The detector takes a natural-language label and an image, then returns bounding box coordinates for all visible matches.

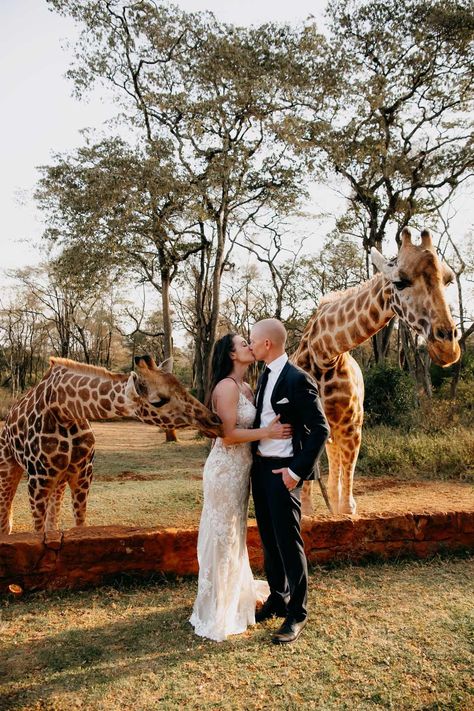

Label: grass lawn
[0,556,472,710]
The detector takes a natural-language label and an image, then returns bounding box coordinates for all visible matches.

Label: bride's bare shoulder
[213,378,240,398]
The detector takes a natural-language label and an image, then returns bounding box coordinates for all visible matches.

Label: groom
[249,318,329,644]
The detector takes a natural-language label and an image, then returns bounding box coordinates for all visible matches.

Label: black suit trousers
[251,455,308,622]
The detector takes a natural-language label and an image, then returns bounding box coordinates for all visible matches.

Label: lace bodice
[212,392,256,452]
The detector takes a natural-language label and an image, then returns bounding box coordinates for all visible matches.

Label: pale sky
[0,0,331,273]
[0,0,472,277]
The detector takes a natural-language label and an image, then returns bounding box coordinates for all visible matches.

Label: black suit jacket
[254,361,330,481]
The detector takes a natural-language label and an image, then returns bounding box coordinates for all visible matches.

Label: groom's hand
[272,468,298,491]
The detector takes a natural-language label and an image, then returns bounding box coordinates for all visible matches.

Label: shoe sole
[271,623,307,644]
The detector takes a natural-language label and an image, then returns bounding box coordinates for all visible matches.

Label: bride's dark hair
[206,333,236,406]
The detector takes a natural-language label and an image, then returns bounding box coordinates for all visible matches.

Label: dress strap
[222,376,242,391]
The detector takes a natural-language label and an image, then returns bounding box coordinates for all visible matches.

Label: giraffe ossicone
[294,227,460,517]
[0,355,222,535]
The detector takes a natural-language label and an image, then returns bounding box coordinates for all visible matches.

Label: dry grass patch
[0,556,472,710]
[7,422,474,533]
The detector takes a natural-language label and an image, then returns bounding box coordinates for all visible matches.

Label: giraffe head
[371,228,460,367]
[127,355,223,437]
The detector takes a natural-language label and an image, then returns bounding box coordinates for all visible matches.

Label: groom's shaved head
[252,318,287,347]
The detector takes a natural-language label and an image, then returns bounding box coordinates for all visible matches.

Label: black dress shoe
[272,617,307,644]
[255,597,288,623]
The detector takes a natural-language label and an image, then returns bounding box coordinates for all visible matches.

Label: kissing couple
[190,318,329,644]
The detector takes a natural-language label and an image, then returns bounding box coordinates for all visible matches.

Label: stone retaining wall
[1,510,473,593]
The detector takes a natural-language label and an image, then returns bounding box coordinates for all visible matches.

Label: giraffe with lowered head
[293,228,460,516]
[0,355,222,534]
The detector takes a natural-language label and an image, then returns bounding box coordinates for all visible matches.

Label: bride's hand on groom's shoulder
[265,415,292,440]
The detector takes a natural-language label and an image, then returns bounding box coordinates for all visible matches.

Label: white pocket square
[276,397,289,404]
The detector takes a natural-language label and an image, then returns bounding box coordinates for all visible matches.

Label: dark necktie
[254,366,271,429]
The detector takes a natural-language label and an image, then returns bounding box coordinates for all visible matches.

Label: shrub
[415,381,474,432]
[357,425,473,480]
[363,364,418,428]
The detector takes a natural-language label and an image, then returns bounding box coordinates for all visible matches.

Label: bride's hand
[265,415,292,440]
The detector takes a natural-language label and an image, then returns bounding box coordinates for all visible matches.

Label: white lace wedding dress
[190,391,268,642]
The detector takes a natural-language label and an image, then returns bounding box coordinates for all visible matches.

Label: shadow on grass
[0,592,269,708]
[93,445,208,481]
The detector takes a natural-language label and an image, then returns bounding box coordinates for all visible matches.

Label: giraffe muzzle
[201,413,223,438]
[427,327,461,367]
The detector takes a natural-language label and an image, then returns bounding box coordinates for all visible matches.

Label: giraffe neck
[48,362,133,421]
[302,274,394,365]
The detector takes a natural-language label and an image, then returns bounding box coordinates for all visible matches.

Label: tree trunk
[400,323,432,398]
[158,269,178,442]
[372,320,395,364]
[450,330,473,398]
[193,328,208,404]
[160,268,173,362]
[450,358,462,399]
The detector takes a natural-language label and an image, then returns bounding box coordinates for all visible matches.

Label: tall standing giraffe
[0,355,222,534]
[293,228,460,516]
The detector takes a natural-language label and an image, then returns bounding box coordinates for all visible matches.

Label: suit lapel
[270,361,291,407]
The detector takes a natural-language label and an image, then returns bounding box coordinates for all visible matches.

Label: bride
[190,333,292,642]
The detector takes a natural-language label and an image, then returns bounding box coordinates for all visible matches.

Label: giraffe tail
[315,462,332,512]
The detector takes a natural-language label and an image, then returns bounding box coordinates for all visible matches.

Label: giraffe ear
[371,248,399,281]
[441,262,455,286]
[370,247,385,272]
[158,357,173,374]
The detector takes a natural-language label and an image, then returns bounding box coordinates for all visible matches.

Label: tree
[436,212,474,395]
[36,136,201,367]
[11,263,86,360]
[46,0,319,399]
[0,291,50,394]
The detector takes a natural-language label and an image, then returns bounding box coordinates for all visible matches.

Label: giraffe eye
[393,279,411,291]
[151,397,170,408]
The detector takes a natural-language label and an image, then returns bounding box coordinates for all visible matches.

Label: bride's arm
[213,380,291,446]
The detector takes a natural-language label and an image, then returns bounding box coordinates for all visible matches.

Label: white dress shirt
[257,353,300,482]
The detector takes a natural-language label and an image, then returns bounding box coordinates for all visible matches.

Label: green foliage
[364,363,418,427]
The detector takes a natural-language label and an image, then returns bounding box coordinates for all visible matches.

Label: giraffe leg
[27,474,57,534]
[339,431,361,516]
[45,476,68,532]
[0,456,23,535]
[69,460,93,527]
[326,439,343,515]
